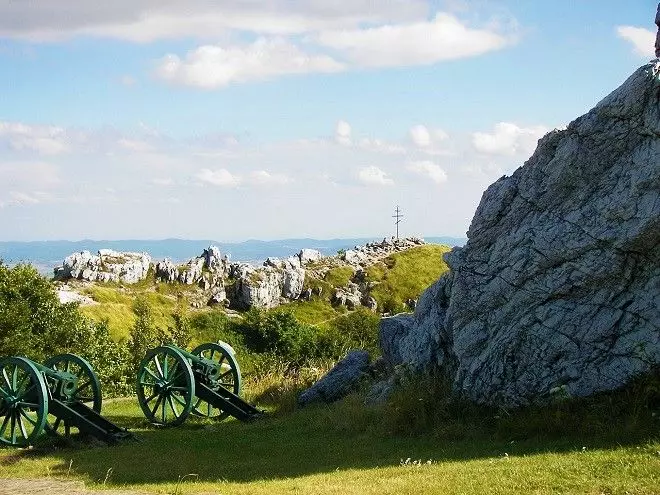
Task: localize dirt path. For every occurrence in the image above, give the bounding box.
[0,478,148,495]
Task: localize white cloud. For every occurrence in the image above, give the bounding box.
[247,170,291,185]
[0,0,428,42]
[407,160,448,184]
[616,26,655,58]
[0,121,69,155]
[357,138,406,154]
[335,120,352,146]
[8,191,41,205]
[357,166,394,186]
[409,125,432,147]
[195,168,241,187]
[317,13,514,68]
[0,161,61,189]
[152,178,175,186]
[472,122,548,156]
[155,38,345,88]
[117,138,153,153]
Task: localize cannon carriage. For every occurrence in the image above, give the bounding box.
[136,342,263,426]
[0,353,132,447]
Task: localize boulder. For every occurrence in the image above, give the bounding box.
[155,258,178,283]
[298,350,371,406]
[381,65,660,407]
[55,249,151,284]
[203,245,228,274]
[282,267,305,299]
[333,283,362,309]
[234,266,283,309]
[178,257,204,285]
[299,248,323,264]
[208,286,228,306]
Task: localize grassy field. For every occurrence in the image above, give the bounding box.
[0,397,658,495]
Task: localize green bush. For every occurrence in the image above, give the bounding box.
[0,262,132,396]
[189,310,244,351]
[237,308,318,365]
[320,308,381,357]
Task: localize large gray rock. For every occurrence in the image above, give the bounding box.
[155,258,179,283]
[55,249,151,284]
[298,350,371,406]
[298,248,323,264]
[234,266,283,309]
[382,65,660,407]
[203,245,229,275]
[282,267,305,299]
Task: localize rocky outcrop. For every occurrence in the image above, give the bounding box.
[340,237,425,267]
[55,238,429,311]
[380,65,660,407]
[54,249,151,284]
[298,350,371,406]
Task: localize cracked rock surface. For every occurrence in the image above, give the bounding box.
[382,64,660,407]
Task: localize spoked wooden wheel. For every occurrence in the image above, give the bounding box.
[137,346,195,427]
[191,342,241,420]
[0,357,48,447]
[43,354,102,436]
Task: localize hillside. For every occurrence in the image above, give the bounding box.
[70,243,450,341]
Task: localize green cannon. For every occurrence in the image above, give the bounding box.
[136,342,263,426]
[0,354,133,447]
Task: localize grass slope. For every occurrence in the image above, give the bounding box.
[367,244,451,312]
[0,399,657,495]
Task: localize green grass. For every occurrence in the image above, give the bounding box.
[367,245,451,312]
[323,266,355,287]
[0,396,657,495]
[283,299,346,327]
[79,285,185,341]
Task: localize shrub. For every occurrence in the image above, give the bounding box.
[189,310,244,351]
[0,262,132,396]
[320,308,381,357]
[237,309,318,365]
[127,295,165,371]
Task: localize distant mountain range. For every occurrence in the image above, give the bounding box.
[0,236,467,275]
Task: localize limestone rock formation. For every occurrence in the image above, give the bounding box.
[298,248,323,264]
[54,249,151,284]
[298,350,371,406]
[155,258,179,283]
[379,65,660,407]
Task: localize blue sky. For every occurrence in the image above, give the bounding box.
[0,0,656,241]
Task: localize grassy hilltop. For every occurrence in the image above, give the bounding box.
[75,244,451,342]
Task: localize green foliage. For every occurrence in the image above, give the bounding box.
[321,308,381,357]
[168,301,191,349]
[0,262,131,396]
[127,295,164,371]
[323,266,354,287]
[188,310,244,351]
[237,309,318,365]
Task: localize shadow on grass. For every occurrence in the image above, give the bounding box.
[1,397,658,487]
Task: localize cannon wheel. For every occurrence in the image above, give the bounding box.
[191,342,241,421]
[0,357,49,447]
[43,354,102,436]
[137,346,194,427]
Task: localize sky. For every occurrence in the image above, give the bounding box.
[0,0,657,242]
